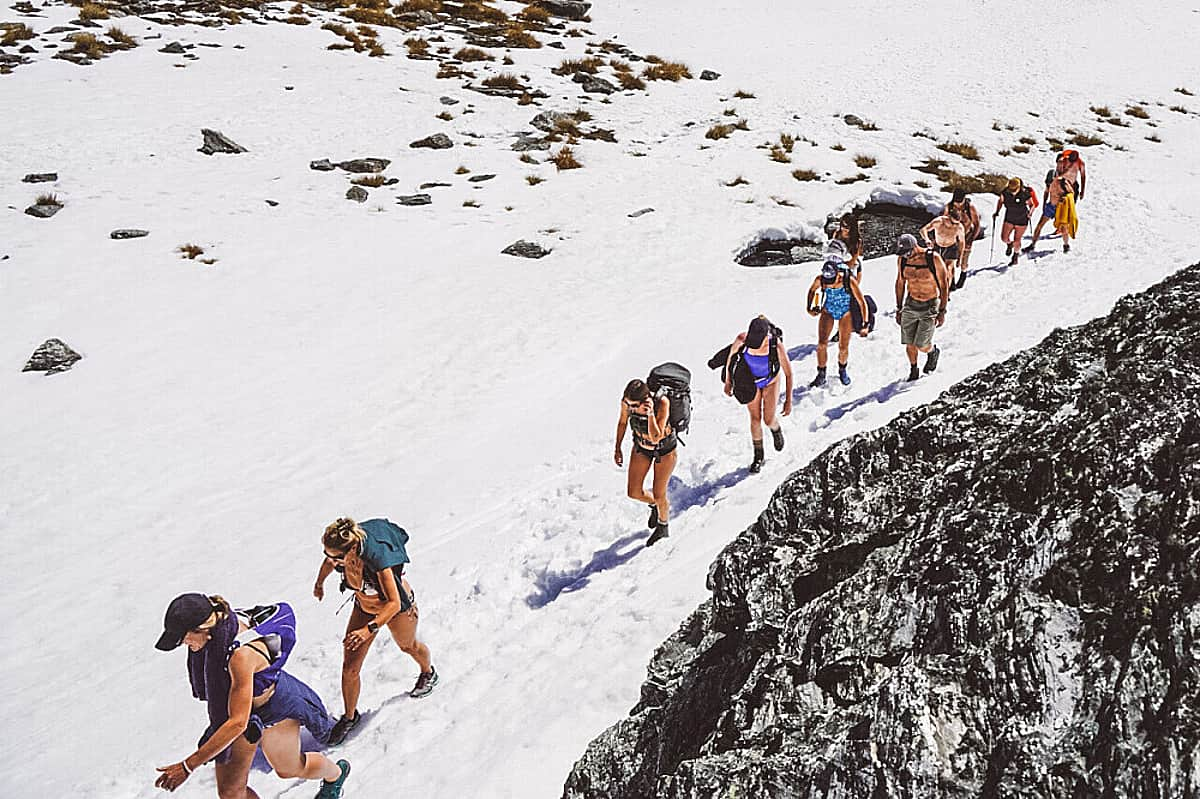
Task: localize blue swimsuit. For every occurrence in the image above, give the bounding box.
[742,349,776,388]
[823,286,851,320]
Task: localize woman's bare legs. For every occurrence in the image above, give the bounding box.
[626,449,655,505]
[386,590,432,673]
[340,604,377,718]
[815,313,834,369]
[214,735,261,799]
[650,448,677,524]
[260,719,342,782]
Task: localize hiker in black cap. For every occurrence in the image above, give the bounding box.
[894,234,949,382]
[615,376,678,546]
[154,593,351,798]
[723,315,793,473]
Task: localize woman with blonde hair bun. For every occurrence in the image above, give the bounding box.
[314,516,437,744]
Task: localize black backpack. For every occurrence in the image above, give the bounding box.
[647,362,692,438]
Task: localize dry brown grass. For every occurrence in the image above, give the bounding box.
[178,243,205,260]
[830,143,845,151]
[551,146,581,170]
[1070,132,1105,147]
[396,0,440,11]
[609,59,631,73]
[518,152,538,164]
[105,25,137,47]
[35,193,63,206]
[482,72,522,89]
[454,46,493,61]
[1012,144,1030,154]
[404,36,429,56]
[502,24,540,48]
[78,2,109,19]
[778,133,794,152]
[285,15,311,24]
[1,23,35,45]
[456,1,507,22]
[517,92,533,105]
[344,6,400,26]
[462,199,480,207]
[938,170,1007,194]
[733,89,755,99]
[706,123,733,140]
[936,140,980,160]
[454,165,470,174]
[352,174,388,187]
[525,174,544,185]
[767,145,790,163]
[791,169,819,182]
[1089,105,1112,117]
[1169,105,1190,114]
[617,71,645,91]
[1125,105,1150,119]
[853,154,877,169]
[289,2,304,12]
[518,4,550,23]
[553,56,603,75]
[69,33,111,58]
[436,110,453,121]
[643,60,691,81]
[724,176,749,187]
[1176,87,1194,96]
[1018,136,1037,145]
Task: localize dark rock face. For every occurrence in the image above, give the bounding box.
[22,173,58,183]
[198,128,246,155]
[838,203,935,261]
[468,173,496,183]
[24,203,62,218]
[23,338,82,374]
[734,231,823,267]
[345,186,368,202]
[534,0,590,20]
[564,264,1200,799]
[337,158,389,173]
[397,194,432,206]
[310,159,335,171]
[410,133,454,150]
[502,240,551,258]
[573,72,617,94]
[110,228,149,239]
[158,41,185,54]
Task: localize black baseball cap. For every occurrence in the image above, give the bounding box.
[746,316,771,348]
[156,593,217,651]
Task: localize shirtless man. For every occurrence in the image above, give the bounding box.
[919,208,966,292]
[1025,150,1086,253]
[894,233,950,382]
[943,189,980,289]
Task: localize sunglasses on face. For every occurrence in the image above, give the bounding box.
[325,550,347,563]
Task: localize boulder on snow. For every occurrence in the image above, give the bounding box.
[310,159,335,171]
[419,182,452,190]
[22,173,58,183]
[198,128,247,155]
[410,133,454,150]
[533,0,590,20]
[530,110,573,133]
[439,95,460,105]
[468,174,496,183]
[158,41,185,54]
[110,228,149,239]
[346,186,368,202]
[699,70,720,81]
[843,113,864,127]
[512,132,551,151]
[397,9,435,24]
[24,203,62,219]
[502,240,551,259]
[628,207,654,218]
[397,194,432,205]
[336,158,390,173]
[573,73,617,95]
[23,338,82,374]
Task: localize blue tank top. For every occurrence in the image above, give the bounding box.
[742,349,775,388]
[231,603,297,695]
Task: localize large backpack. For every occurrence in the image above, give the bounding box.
[647,362,692,438]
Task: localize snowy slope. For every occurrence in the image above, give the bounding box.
[2,0,1199,796]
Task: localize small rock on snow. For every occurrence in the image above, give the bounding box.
[23,338,82,375]
[502,240,551,259]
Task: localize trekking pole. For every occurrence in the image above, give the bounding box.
[990,216,997,262]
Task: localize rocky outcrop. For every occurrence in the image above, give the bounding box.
[410,133,453,150]
[337,157,389,173]
[534,0,590,20]
[23,338,82,374]
[198,128,246,155]
[502,240,551,258]
[565,263,1200,798]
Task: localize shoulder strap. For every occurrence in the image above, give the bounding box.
[925,251,943,294]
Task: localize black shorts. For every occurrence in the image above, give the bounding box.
[634,435,678,462]
[935,242,960,261]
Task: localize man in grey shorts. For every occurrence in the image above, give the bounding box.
[894,234,950,381]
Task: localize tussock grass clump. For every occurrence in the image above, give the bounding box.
[609,59,631,73]
[352,174,388,187]
[105,25,137,47]
[178,243,205,260]
[518,4,550,23]
[791,169,819,182]
[525,174,544,185]
[551,146,581,170]
[1018,136,1037,145]
[778,133,795,152]
[69,33,111,58]
[1146,134,1162,143]
[456,1,508,22]
[1125,105,1149,119]
[733,89,755,99]
[830,143,845,151]
[367,41,386,56]
[913,157,947,175]
[1070,132,1104,147]
[1175,87,1194,96]
[502,55,514,65]
[78,3,109,19]
[936,140,980,160]
[552,56,603,75]
[454,165,470,174]
[998,149,1011,157]
[914,180,930,188]
[938,170,1007,194]
[767,145,790,163]
[454,46,492,61]
[404,37,429,56]
[617,72,645,91]
[835,173,868,185]
[344,6,400,26]
[397,0,440,11]
[1089,105,1112,117]
[706,123,733,140]
[643,60,691,81]
[517,92,533,105]
[502,24,540,49]
[35,193,63,206]
[1105,116,1129,127]
[482,72,522,89]
[518,152,538,164]
[436,110,453,121]
[1,23,35,45]
[1169,105,1190,114]
[724,175,749,187]
[436,62,471,78]
[285,15,311,24]
[1012,144,1030,154]
[853,154,876,169]
[462,199,480,207]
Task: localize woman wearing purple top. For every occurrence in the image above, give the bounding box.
[153,593,351,798]
[722,316,793,474]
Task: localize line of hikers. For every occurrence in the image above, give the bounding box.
[153,517,436,798]
[616,149,1087,544]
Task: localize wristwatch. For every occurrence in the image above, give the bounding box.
[367,621,379,634]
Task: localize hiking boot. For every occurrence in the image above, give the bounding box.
[809,367,826,388]
[1009,253,1019,267]
[1063,243,1071,253]
[315,760,351,799]
[923,345,941,374]
[771,426,785,452]
[411,667,439,699]
[1021,244,1035,254]
[954,272,966,290]
[906,364,920,382]
[647,504,658,530]
[838,365,851,386]
[1005,243,1013,256]
[646,522,669,547]
[749,441,765,474]
[326,711,360,746]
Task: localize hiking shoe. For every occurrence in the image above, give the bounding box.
[647,504,658,530]
[954,272,966,290]
[1063,243,1071,253]
[1021,244,1035,254]
[923,345,941,374]
[838,365,851,386]
[646,522,669,547]
[326,711,360,746]
[1009,253,1019,267]
[411,667,439,699]
[1005,243,1013,256]
[906,364,920,382]
[809,368,826,388]
[771,426,785,452]
[315,760,351,799]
